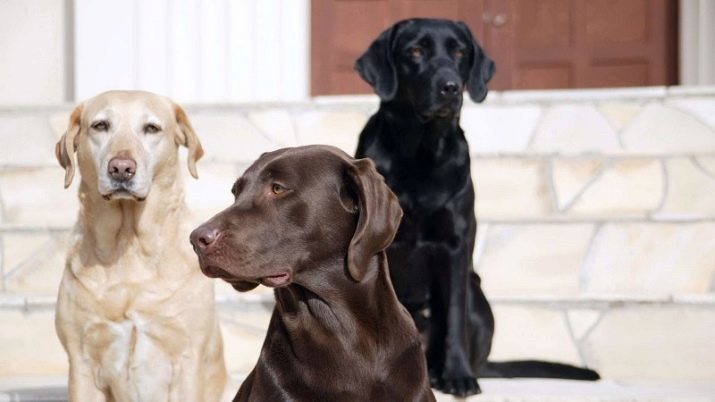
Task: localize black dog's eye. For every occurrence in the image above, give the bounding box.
[271,183,287,195]
[409,47,424,58]
[91,120,109,131]
[454,49,465,59]
[144,123,162,134]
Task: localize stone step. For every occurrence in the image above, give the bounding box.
[1,376,713,402]
[0,87,713,383]
[2,222,713,304]
[2,291,714,381]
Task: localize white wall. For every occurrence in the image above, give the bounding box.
[0,0,68,105]
[680,0,715,85]
[74,0,310,103]
[2,0,714,105]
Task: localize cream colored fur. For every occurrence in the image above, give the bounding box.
[54,90,227,402]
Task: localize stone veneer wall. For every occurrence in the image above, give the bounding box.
[0,86,713,380]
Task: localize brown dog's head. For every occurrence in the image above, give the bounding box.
[189,145,402,292]
[55,90,203,200]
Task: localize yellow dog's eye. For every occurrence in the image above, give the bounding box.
[144,123,161,134]
[271,183,286,195]
[91,120,109,131]
[410,47,424,58]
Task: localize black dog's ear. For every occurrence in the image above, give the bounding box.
[457,21,496,103]
[345,158,403,282]
[354,24,401,101]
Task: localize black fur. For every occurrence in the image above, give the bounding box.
[355,18,599,397]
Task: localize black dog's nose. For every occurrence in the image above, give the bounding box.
[108,157,137,182]
[190,225,219,251]
[440,81,460,97]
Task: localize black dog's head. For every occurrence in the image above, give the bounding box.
[355,18,495,120]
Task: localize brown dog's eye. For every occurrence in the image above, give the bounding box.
[454,49,465,58]
[410,47,424,58]
[271,183,287,195]
[91,120,109,131]
[144,123,161,134]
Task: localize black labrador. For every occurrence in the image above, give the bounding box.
[190,145,435,402]
[355,18,600,397]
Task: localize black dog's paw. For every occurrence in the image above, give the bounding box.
[440,377,481,397]
[428,370,442,389]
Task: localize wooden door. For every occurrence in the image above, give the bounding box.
[485,0,678,90]
[310,0,677,95]
[310,0,486,96]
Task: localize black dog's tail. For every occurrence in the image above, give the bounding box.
[480,360,600,381]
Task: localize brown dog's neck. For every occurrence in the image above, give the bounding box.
[77,168,187,264]
[273,253,403,345]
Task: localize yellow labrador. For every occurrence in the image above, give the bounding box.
[54,90,227,402]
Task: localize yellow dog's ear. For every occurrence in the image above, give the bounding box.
[55,104,83,188]
[174,104,204,179]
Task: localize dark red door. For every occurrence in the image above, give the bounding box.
[310,0,677,95]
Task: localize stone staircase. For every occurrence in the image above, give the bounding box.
[1,86,714,400]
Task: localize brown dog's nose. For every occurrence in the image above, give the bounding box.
[190,225,219,252]
[108,157,137,182]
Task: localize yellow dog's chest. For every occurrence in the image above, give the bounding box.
[68,251,194,367]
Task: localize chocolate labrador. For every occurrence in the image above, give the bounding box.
[355,18,599,397]
[190,145,435,402]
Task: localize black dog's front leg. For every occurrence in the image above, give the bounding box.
[433,247,481,397]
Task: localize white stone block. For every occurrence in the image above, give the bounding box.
[472,158,552,219]
[694,156,715,177]
[598,101,643,132]
[191,113,281,163]
[582,223,715,295]
[668,97,715,131]
[247,109,299,147]
[490,305,582,366]
[0,115,58,166]
[582,306,715,379]
[0,167,79,227]
[3,233,67,296]
[530,104,621,154]
[568,159,663,218]
[48,110,72,139]
[293,110,367,155]
[218,310,270,373]
[551,159,605,211]
[566,309,602,341]
[0,310,68,376]
[478,224,594,296]
[184,162,242,225]
[621,102,715,153]
[461,105,541,154]
[655,158,715,219]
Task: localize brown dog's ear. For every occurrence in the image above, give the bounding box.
[346,158,403,282]
[55,104,83,188]
[174,104,204,179]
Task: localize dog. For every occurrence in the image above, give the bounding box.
[54,90,227,401]
[190,145,435,402]
[355,19,600,397]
